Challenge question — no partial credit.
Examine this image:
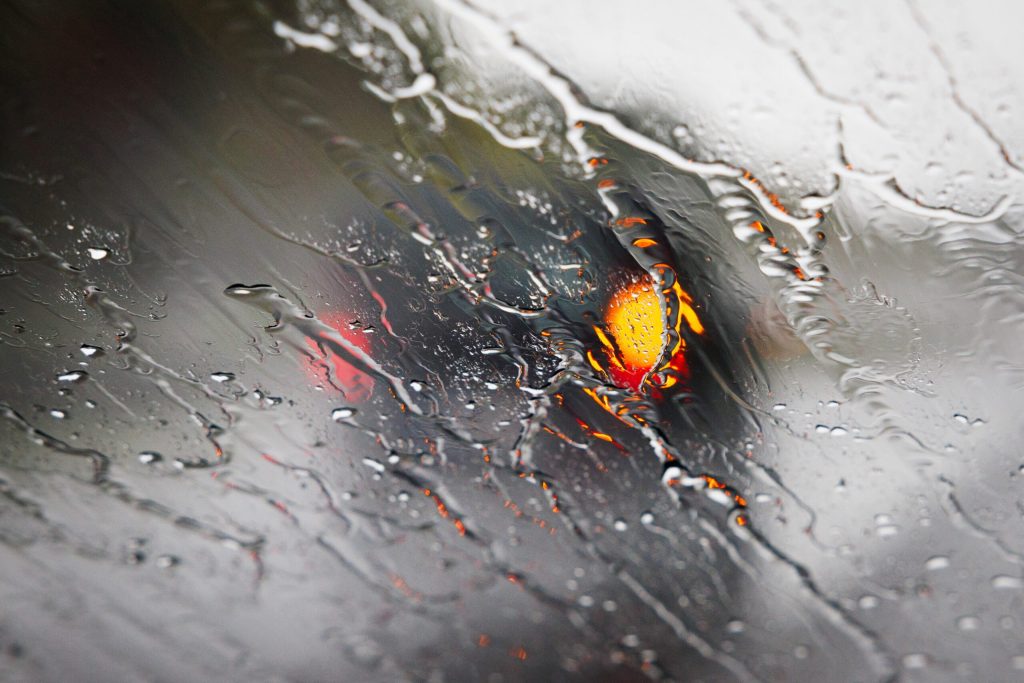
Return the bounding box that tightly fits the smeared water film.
[2,1,1024,681]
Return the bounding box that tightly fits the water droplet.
[80,344,102,357]
[858,595,879,609]
[640,511,655,525]
[662,465,683,485]
[612,518,628,531]
[361,457,385,472]
[925,556,949,571]
[155,555,179,569]
[992,575,1023,589]
[56,370,87,383]
[210,372,235,383]
[125,538,146,565]
[332,407,356,421]
[87,248,109,260]
[957,616,980,631]
[138,452,162,465]
[902,654,927,669]
[49,409,66,419]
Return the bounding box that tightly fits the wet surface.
[1,1,1024,681]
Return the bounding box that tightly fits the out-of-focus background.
[1,1,1023,681]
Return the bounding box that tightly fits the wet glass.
[2,1,1023,681]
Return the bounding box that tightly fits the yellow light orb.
[605,281,665,372]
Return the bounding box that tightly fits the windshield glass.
[2,2,1023,681]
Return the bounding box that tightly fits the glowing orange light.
[672,282,705,336]
[594,274,703,392]
[705,475,725,490]
[605,280,664,372]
